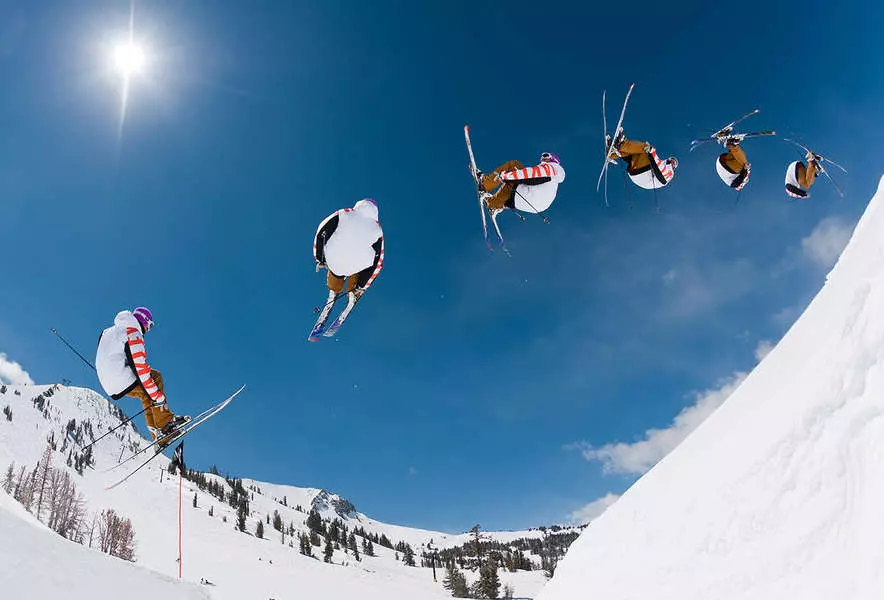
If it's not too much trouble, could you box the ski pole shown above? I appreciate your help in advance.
[512,189,551,223]
[50,327,148,450]
[50,328,96,371]
[79,406,148,452]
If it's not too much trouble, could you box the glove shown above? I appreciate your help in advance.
[316,262,327,272]
[353,287,366,299]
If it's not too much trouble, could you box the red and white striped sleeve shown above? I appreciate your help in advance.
[499,163,559,182]
[362,236,384,291]
[125,327,166,404]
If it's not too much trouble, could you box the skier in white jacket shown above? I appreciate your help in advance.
[477,152,566,218]
[95,307,189,446]
[314,198,384,298]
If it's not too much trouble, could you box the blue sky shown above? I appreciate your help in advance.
[1,1,882,532]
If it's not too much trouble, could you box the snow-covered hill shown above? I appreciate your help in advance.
[0,487,209,600]
[0,382,561,599]
[539,176,884,600]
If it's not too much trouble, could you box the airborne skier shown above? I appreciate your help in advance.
[95,307,189,448]
[716,138,751,191]
[784,152,823,199]
[607,134,678,189]
[310,198,384,339]
[476,152,566,219]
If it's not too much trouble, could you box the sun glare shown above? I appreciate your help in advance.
[113,41,147,76]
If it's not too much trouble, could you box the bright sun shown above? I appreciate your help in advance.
[112,41,147,76]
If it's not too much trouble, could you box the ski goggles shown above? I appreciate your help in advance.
[540,152,560,164]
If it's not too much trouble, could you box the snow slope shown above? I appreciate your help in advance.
[539,175,884,600]
[0,384,553,599]
[0,488,209,600]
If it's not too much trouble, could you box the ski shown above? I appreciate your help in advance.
[690,109,760,151]
[597,83,635,207]
[488,212,511,257]
[601,89,609,205]
[105,386,244,490]
[309,290,343,341]
[464,125,492,250]
[784,138,847,198]
[105,385,245,475]
[322,291,361,338]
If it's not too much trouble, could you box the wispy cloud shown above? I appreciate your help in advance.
[754,339,774,362]
[569,493,620,525]
[0,352,34,385]
[800,216,853,269]
[572,371,747,475]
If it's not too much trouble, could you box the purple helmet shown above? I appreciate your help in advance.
[133,307,154,333]
[540,152,560,164]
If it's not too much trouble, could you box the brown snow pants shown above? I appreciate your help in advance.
[480,160,523,211]
[796,161,819,189]
[720,144,749,173]
[616,139,653,172]
[327,272,360,294]
[125,369,174,436]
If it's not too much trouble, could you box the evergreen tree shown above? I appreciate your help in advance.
[442,565,469,598]
[310,531,321,547]
[478,556,501,599]
[402,543,416,567]
[272,510,283,532]
[256,519,264,539]
[209,505,214,517]
[192,492,198,508]
[299,533,313,557]
[306,510,323,534]
[236,503,247,532]
[379,533,393,549]
[348,532,360,560]
[323,536,334,563]
[362,537,375,557]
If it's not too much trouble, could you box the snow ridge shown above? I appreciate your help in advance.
[539,175,884,600]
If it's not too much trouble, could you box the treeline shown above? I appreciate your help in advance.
[2,445,137,561]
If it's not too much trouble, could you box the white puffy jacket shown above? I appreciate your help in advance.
[499,162,566,213]
[95,311,165,403]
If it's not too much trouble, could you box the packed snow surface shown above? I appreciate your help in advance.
[0,489,209,600]
[539,176,884,600]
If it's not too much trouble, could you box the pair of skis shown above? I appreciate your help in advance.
[597,83,635,207]
[464,125,510,256]
[308,287,362,341]
[689,109,775,152]
[104,385,245,490]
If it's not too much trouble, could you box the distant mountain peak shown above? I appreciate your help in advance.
[311,489,359,520]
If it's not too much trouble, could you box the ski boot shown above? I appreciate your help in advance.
[715,127,734,143]
[155,415,191,450]
[806,151,824,173]
[606,131,626,163]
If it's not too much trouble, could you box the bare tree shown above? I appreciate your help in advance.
[97,509,137,561]
[34,446,54,520]
[46,469,87,542]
